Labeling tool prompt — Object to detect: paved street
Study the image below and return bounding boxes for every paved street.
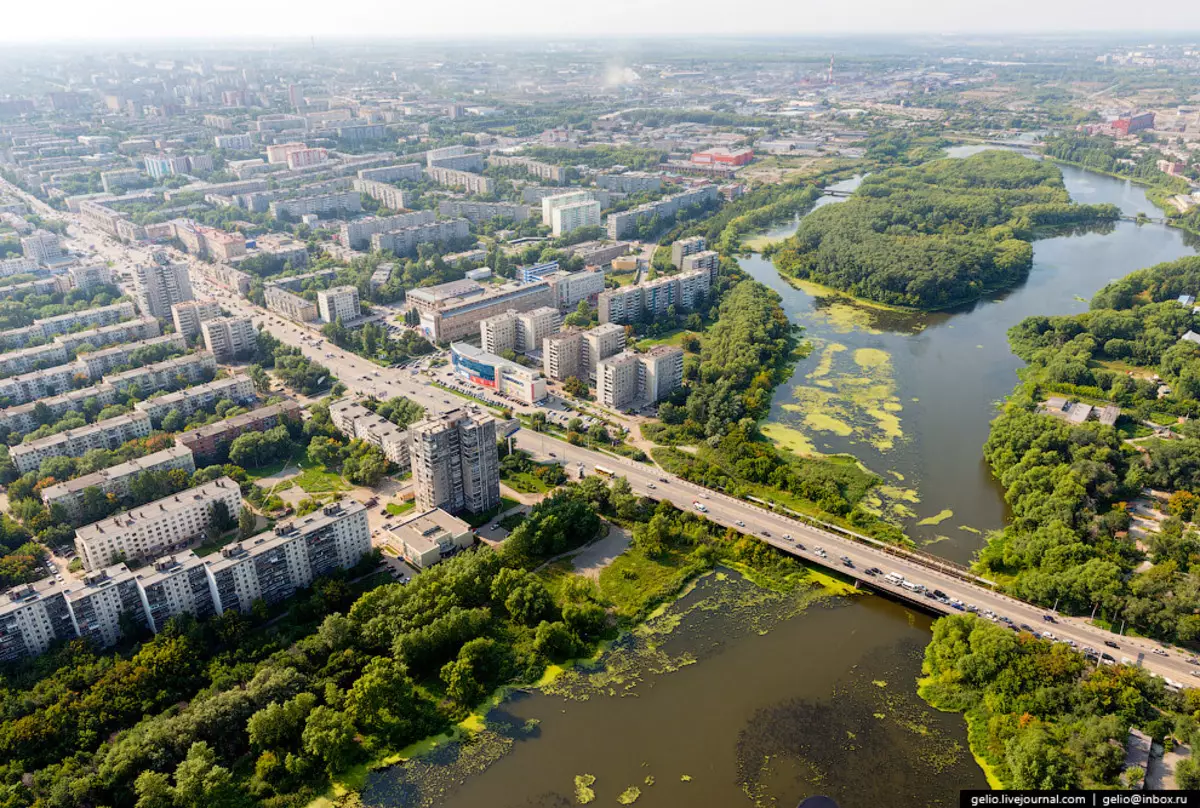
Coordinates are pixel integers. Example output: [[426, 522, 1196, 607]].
[[12, 175, 1200, 687]]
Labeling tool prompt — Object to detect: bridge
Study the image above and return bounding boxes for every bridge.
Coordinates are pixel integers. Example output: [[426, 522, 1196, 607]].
[[1120, 214, 1168, 225]]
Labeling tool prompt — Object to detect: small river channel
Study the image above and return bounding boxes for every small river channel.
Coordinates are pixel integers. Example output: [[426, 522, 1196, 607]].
[[742, 147, 1198, 562]]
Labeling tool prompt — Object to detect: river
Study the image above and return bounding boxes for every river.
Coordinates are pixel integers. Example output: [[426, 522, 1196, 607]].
[[362, 152, 1197, 808], [742, 147, 1198, 562]]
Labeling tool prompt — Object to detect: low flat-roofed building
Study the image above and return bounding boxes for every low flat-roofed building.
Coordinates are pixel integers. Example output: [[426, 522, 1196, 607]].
[[385, 508, 474, 568]]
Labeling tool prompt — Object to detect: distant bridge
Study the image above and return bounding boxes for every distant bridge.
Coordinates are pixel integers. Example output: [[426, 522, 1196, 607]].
[[1120, 215, 1168, 225]]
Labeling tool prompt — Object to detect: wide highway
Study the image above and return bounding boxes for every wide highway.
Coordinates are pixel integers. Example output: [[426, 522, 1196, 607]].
[[16, 178, 1200, 686]]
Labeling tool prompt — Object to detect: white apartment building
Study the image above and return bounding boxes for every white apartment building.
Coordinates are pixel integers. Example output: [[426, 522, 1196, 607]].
[[352, 179, 409, 211], [0, 362, 82, 407], [329, 398, 410, 467], [105, 351, 217, 396], [0, 257, 40, 277], [682, 249, 720, 280], [582, 322, 627, 379], [0, 302, 136, 351], [133, 261, 194, 319], [66, 565, 144, 648], [424, 165, 493, 195], [316, 286, 361, 323], [671, 236, 707, 268], [172, 299, 223, 339], [0, 342, 68, 379], [11, 411, 153, 474], [204, 500, 371, 613], [370, 218, 470, 256], [56, 317, 161, 355], [339, 211, 435, 250], [516, 306, 561, 353], [266, 142, 307, 164], [0, 383, 120, 437], [134, 551, 215, 632], [596, 346, 684, 409], [551, 200, 601, 237], [74, 477, 243, 570], [40, 445, 197, 521], [545, 268, 605, 310], [0, 578, 75, 663], [134, 373, 256, 424], [286, 148, 329, 170], [264, 286, 319, 322], [269, 191, 361, 220], [200, 316, 258, 361], [74, 333, 187, 378], [409, 408, 500, 516], [479, 310, 519, 355], [214, 134, 254, 150], [541, 191, 596, 227], [67, 264, 112, 290], [20, 230, 61, 264], [543, 330, 584, 381]]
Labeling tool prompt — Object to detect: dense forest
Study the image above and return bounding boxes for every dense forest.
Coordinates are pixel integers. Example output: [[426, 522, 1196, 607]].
[[921, 614, 1200, 789], [769, 151, 1120, 308], [982, 256, 1200, 643]]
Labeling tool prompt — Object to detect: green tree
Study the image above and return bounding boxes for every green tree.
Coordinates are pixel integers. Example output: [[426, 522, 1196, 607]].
[[301, 706, 357, 775]]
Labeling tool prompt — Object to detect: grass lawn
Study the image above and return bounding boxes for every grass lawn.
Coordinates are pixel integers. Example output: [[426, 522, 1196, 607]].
[[1149, 411, 1180, 426], [243, 456, 294, 481], [608, 270, 639, 287], [634, 329, 696, 352], [386, 501, 416, 517], [464, 496, 521, 528], [597, 545, 708, 621], [501, 471, 550, 494], [294, 454, 348, 494]]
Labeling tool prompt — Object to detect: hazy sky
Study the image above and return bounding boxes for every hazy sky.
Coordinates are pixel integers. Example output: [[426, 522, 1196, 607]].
[[3, 0, 1199, 43]]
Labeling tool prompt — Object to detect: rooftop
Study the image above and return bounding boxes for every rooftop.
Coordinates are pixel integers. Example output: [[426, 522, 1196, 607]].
[[14, 410, 151, 454], [385, 508, 471, 555], [41, 445, 194, 498], [133, 550, 206, 590], [74, 477, 238, 542]]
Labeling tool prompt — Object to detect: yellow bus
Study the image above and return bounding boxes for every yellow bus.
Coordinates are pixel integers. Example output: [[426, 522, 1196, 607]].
[[593, 465, 615, 478]]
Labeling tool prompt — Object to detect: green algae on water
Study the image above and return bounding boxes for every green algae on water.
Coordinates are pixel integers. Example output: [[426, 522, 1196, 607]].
[[916, 509, 953, 527], [575, 774, 597, 804], [617, 786, 642, 804]]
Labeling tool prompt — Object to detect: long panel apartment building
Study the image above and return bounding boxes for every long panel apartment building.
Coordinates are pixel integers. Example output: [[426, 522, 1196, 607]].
[[11, 411, 153, 475], [357, 163, 423, 183], [352, 178, 409, 211], [597, 268, 712, 325], [409, 408, 500, 516], [40, 445, 197, 521], [605, 185, 720, 239], [0, 341, 68, 379], [74, 333, 186, 378], [0, 301, 136, 350], [175, 402, 301, 460], [74, 477, 243, 570], [437, 200, 529, 223], [0, 383, 119, 436], [66, 565, 144, 648], [105, 351, 217, 396], [370, 218, 470, 257], [134, 551, 215, 632], [339, 210, 435, 250], [56, 317, 161, 355], [0, 362, 83, 407], [269, 191, 361, 220], [134, 373, 256, 423], [424, 165, 493, 195], [487, 155, 569, 184], [264, 285, 319, 321], [204, 500, 370, 613]]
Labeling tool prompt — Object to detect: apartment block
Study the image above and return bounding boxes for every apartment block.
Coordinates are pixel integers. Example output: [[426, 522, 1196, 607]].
[[541, 190, 596, 227], [606, 185, 720, 239], [0, 342, 68, 379], [597, 284, 645, 325], [479, 310, 519, 355], [316, 286, 360, 324], [551, 200, 601, 237], [134, 373, 256, 424], [596, 172, 663, 194], [352, 178, 409, 211], [134, 551, 215, 632], [582, 322, 626, 379], [544, 268, 606, 310], [40, 445, 197, 521], [74, 477, 243, 570], [269, 191, 361, 220], [105, 351, 217, 396], [487, 155, 569, 184], [214, 134, 254, 150], [357, 163, 423, 183], [370, 218, 470, 257], [0, 578, 75, 663], [75, 333, 186, 378], [0, 276, 67, 300], [200, 316, 258, 361], [516, 307, 561, 353], [0, 257, 39, 277], [133, 261, 194, 319], [203, 500, 370, 613], [437, 200, 529, 223], [424, 165, 493, 195], [66, 565, 144, 648], [171, 299, 223, 340], [11, 411, 153, 475], [0, 302, 136, 351], [264, 286, 319, 321], [386, 508, 474, 569], [175, 401, 300, 460], [0, 383, 119, 437], [672, 237, 707, 268], [285, 148, 328, 170], [56, 317, 161, 355], [543, 330, 584, 381], [597, 268, 711, 324], [68, 264, 112, 290], [339, 210, 435, 250], [21, 230, 62, 264], [266, 142, 307, 164], [597, 347, 683, 409], [681, 249, 720, 281], [0, 363, 83, 407], [426, 146, 485, 172], [329, 399, 410, 467], [409, 408, 500, 516]]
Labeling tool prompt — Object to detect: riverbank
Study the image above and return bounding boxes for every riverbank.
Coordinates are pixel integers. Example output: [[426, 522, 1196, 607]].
[[1043, 155, 1200, 239]]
